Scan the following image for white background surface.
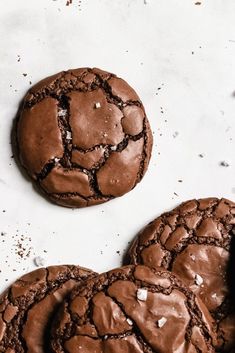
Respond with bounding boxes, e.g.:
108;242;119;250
0;0;235;293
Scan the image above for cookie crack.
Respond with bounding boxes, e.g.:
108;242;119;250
57;95;73;169
35;95;74;181
25;70;68;107
36;159;57;181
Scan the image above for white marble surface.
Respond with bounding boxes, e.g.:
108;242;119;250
0;0;235;292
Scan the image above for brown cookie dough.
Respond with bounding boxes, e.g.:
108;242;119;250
17;68;153;208
51;265;217;353
0;265;96;353
128;197;235;351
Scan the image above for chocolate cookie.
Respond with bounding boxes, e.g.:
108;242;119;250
128;197;235;352
0;265;96;353
51;264;217;353
17;68;153;208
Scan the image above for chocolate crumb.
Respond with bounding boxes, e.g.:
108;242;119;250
34;256;45;267
220;161;230;167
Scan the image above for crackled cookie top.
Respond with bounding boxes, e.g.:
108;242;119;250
128;197;235;351
17;68;152;208
0;265;96;353
51;265;217;353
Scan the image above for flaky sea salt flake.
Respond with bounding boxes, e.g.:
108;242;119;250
95;102;101;109
157;317;167;328
66;131;72;140
127;318;133;325
137;288;148;301
58;109;67;117
195;274;203;286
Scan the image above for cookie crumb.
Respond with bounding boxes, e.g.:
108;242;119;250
157;317;167;328
195;1;201;5
137;288;148;301
220;161;230;167
195;274;203;286
173;131;179;138
34;256;45;267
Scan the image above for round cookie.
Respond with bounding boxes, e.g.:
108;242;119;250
0;265;96;353
17;68;153;208
128;197;235;352
51;265;217;353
